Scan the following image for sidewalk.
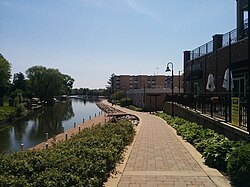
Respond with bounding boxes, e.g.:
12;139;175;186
104;101;231;187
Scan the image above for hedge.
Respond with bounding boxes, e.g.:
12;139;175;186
0;120;135;186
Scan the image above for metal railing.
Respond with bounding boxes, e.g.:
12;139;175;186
165;93;248;131
190;18;248;60
190;40;213;60
222;28;238;47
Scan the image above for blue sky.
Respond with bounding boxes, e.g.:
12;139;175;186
0;0;236;88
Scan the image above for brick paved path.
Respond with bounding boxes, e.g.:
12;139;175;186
104;101;231;187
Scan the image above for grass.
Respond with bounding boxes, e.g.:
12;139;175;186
0;106;15;121
128;105;143;112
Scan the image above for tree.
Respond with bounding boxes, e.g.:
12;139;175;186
0;54;11;98
12;72;27;93
107;73;115;97
61;74;74;95
26;66;74;105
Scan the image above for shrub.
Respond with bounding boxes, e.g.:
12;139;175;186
0;120;135;186
120;98;132;107
227;144;250;187
128;105;143;112
0;106;15;121
15;103;26;117
157;112;249;183
202;137;235;172
194;133;223;153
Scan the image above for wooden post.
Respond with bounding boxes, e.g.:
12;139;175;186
46;132;48;141
20;144;24;151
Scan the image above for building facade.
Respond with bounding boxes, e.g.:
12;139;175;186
112;75;183;94
183;0;249;99
111;74;183;111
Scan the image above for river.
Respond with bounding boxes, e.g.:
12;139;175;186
0;98;102;153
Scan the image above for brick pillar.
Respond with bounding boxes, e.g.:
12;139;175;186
213;34;223;51
183;51;191;93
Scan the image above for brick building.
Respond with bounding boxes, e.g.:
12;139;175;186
111;75;183;94
111;74;183;111
184;0;249;98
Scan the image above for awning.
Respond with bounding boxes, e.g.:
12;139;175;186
186;70;202;81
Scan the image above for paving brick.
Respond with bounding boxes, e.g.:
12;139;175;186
103;101;231;187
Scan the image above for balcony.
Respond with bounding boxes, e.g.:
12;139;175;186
190;18;248;61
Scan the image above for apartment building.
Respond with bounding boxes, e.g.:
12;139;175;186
112;75;183;94
111;74;183;111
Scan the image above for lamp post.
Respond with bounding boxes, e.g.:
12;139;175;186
166;62;174;117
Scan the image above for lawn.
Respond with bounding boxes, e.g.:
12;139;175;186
0;106;15;121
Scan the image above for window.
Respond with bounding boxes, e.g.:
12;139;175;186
191;62;202;71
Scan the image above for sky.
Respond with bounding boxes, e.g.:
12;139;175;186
0;0;236;89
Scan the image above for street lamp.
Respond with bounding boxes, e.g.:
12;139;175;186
166;62;174;117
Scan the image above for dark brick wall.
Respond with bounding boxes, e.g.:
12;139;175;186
184;38;248;93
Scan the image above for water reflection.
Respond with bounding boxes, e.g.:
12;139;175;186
0;99;101;153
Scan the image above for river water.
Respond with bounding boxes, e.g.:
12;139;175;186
0;98;101;153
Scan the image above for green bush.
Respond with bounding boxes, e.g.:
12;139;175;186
227;144;250;187
157;112;249;185
128;105;143;112
0;106;15;121
120;98;132;107
15;103;26;117
194;133;223;153
202;137;235;172
0;120;135;186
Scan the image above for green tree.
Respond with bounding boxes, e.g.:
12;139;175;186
26;66;74;105
111;90;125;101
0;54;11;98
61;74;74;95
12;72;27;94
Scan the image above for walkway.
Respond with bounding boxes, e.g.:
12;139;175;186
104;101;231;187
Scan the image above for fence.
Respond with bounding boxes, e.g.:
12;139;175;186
165;93;248;131
190;18;248;60
190;40;213;60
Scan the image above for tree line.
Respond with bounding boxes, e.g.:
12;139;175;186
0;53;74;105
70;88;109;97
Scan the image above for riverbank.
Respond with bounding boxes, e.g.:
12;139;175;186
0;105;45;126
30;102;139;150
31;112;110;150
32;101;139;150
